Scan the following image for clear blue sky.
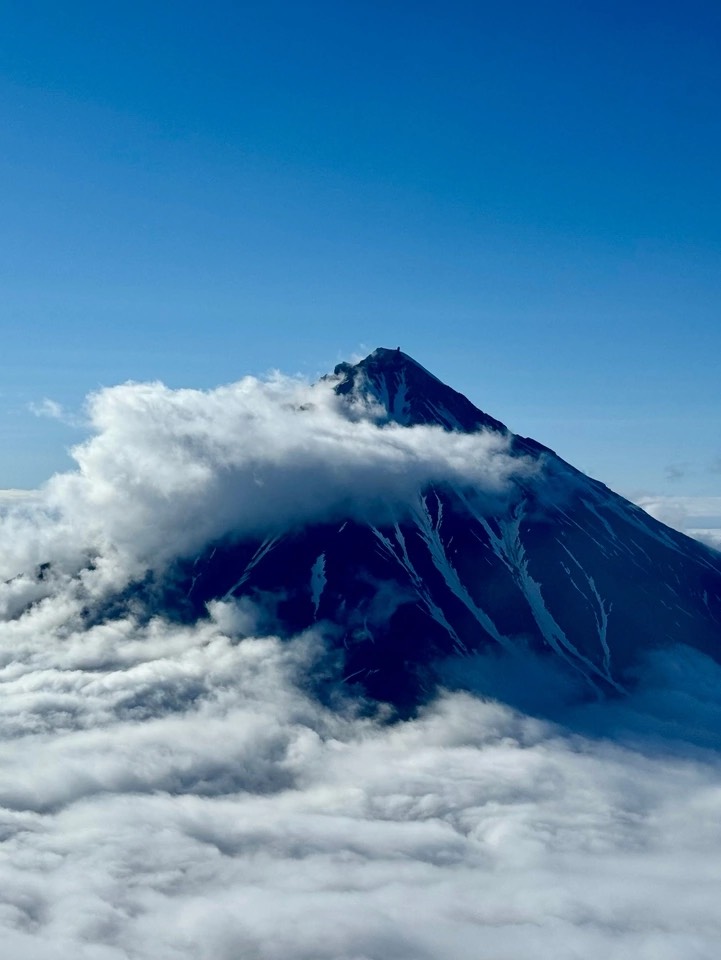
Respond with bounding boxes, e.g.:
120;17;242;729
1;0;720;496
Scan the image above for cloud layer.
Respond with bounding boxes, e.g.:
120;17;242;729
1;373;720;959
1;598;721;960
635;495;721;551
0;374;533;587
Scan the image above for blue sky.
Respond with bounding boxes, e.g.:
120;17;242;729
1;0;720;496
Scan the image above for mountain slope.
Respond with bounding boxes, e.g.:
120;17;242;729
169;348;721;706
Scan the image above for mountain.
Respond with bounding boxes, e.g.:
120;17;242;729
163;347;721;707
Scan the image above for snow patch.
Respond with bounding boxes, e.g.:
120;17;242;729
310;553;327;618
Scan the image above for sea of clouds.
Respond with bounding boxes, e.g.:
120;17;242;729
1;375;721;960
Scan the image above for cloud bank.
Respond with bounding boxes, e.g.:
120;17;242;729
635;495;721;551
1;373;720;959
1;599;721;960
0;374;533;587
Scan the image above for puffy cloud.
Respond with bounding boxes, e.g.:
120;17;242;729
0;599;721;959
1;374;721;958
0;374;534;586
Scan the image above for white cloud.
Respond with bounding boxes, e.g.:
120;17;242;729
1;373;721;958
29;397;66;420
686;529;721;550
0;488;40;505
0;374;535;585
633;495;721;551
0;599;720;959
28;398;85;428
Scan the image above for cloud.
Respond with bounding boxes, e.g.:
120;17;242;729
664;461;688;482
29;398;66;421
0;595;721;959
633;495;721;551
687;528;721;550
0;489;40;507
0;374;535;586
29;398;85;428
2;372;721;958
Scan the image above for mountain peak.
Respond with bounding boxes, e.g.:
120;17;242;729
331;347;508;433
163;343;721;707
335;346;445;385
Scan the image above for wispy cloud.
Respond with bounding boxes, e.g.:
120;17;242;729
0;488;39;503
28;398;84;427
634;495;721;550
29;397;65;420
664;461;688;482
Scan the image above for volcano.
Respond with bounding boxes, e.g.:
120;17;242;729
153;348;721;706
